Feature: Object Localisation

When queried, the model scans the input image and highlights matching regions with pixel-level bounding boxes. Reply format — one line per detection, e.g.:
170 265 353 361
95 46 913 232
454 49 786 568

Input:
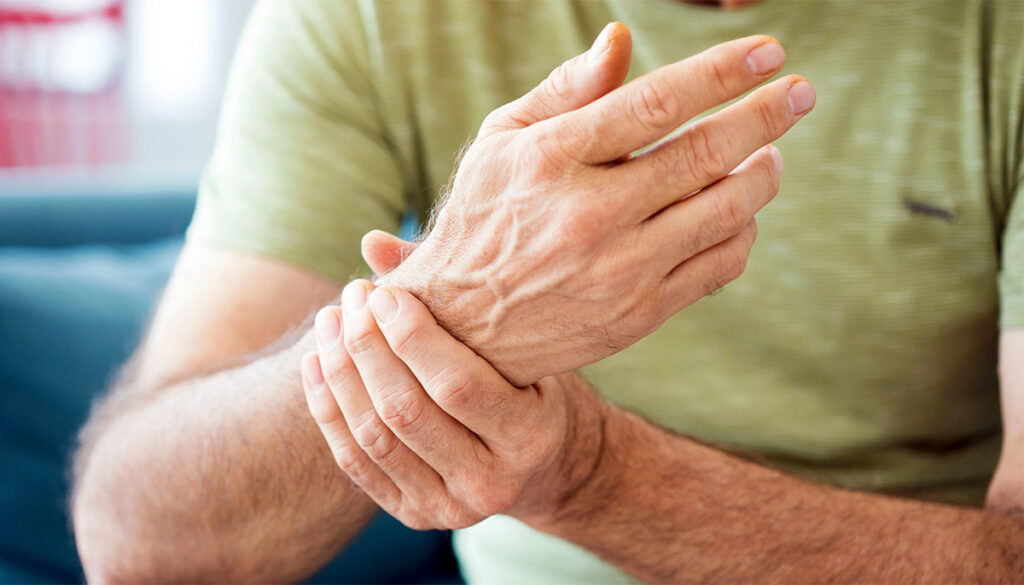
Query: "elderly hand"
301 279 606 529
382 23 815 387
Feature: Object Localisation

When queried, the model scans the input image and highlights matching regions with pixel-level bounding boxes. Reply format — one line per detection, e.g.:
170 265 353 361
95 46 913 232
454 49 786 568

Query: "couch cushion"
0 191 196 248
0 239 181 583
0 238 455 583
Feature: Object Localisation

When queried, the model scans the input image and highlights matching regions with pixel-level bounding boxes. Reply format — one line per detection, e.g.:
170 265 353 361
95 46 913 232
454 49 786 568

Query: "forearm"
530 385 1023 584
72 329 376 583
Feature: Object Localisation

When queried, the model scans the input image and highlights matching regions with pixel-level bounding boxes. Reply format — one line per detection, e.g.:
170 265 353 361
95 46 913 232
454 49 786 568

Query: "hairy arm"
72 243 377 583
529 334 1024 583
302 282 1023 583
72 22 808 581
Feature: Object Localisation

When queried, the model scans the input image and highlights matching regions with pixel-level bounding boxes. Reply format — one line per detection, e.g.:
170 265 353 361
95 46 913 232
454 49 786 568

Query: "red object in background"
0 91 124 170
0 0 126 169
0 1 123 25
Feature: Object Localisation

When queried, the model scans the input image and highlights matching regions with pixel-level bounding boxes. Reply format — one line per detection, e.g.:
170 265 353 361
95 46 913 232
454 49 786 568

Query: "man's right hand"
381 23 816 387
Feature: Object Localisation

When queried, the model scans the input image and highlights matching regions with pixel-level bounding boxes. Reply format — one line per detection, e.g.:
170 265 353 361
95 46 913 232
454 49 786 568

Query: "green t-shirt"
189 0 1024 582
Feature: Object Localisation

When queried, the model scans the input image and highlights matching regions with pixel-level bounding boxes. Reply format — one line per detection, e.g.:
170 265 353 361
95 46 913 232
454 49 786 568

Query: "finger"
367 285 542 451
543 35 788 164
617 76 812 218
341 282 487 477
315 295 445 502
300 351 399 511
642 144 781 272
361 230 418 274
659 219 759 315
479 22 631 137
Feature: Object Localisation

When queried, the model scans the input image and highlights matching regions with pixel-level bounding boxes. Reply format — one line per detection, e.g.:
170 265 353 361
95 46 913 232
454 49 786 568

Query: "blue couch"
0 190 458 584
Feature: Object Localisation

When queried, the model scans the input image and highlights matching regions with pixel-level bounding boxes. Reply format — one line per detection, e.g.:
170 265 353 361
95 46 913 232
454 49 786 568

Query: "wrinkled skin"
382 25 813 386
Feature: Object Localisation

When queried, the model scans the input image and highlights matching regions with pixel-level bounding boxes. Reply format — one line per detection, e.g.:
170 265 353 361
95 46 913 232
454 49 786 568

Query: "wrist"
512 374 619 529
381 245 535 385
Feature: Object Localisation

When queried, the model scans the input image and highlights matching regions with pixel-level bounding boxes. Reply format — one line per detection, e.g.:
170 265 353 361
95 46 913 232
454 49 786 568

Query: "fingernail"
788 80 816 115
315 308 340 346
302 353 324 388
769 145 784 173
342 281 367 314
588 22 615 63
746 41 784 75
369 287 399 324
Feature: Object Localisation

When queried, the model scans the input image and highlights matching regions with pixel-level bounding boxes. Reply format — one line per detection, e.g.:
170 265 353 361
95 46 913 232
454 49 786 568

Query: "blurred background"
0 0 252 195
0 1 459 583
0 1 252 582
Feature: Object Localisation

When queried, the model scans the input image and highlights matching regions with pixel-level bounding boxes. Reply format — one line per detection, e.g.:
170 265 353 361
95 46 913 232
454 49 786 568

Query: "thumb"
361 230 418 274
481 22 632 135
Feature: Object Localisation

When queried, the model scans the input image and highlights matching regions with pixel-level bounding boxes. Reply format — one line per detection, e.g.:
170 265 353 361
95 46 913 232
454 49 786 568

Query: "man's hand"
383 23 815 386
302 279 605 529
302 282 1023 583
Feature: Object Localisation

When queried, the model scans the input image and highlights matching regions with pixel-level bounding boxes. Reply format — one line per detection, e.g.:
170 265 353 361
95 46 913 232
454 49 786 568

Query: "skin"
381 25 811 386
71 8 1022 583
72 25 809 582
306 278 1024 583
71 246 375 582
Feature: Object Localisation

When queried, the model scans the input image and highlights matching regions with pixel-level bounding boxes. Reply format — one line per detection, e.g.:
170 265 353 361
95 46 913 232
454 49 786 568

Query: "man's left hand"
301 279 605 530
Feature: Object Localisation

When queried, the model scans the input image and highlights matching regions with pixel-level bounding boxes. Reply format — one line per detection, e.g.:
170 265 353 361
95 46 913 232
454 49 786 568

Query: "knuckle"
467 479 516 517
559 204 605 242
713 192 750 234
377 391 427 434
352 414 400 463
704 58 734 95
431 370 477 410
753 99 784 139
544 59 576 103
387 312 431 358
334 444 368 477
321 352 355 389
343 326 377 356
682 127 730 183
520 127 576 177
630 82 677 131
721 241 751 282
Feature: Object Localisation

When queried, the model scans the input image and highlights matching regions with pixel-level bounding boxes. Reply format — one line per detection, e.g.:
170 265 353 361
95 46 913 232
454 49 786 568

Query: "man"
71 0 1023 583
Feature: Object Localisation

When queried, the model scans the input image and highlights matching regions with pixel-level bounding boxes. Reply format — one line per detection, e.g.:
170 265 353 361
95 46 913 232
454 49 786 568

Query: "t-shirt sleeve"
993 0 1024 329
187 0 407 282
1000 176 1024 328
